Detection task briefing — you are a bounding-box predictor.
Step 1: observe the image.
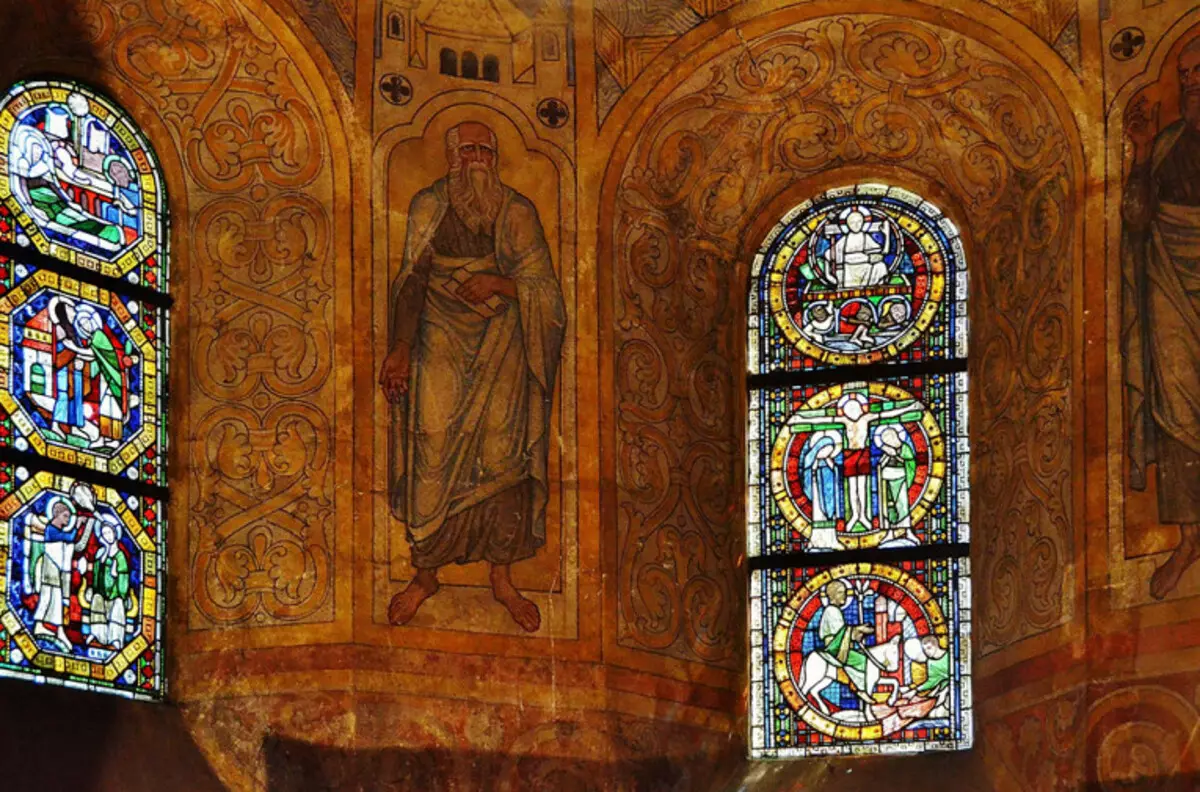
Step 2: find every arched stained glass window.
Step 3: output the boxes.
[747,185,970,757]
[0,80,169,701]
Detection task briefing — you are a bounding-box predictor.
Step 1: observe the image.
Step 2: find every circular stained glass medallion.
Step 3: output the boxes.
[769,381,944,551]
[771,564,951,741]
[763,187,957,366]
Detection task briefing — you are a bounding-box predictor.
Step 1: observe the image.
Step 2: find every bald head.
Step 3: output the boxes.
[446,122,498,165]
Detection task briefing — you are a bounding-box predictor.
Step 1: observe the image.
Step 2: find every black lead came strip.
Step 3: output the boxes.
[0,240,174,310]
[0,446,170,501]
[746,542,971,572]
[747,356,968,391]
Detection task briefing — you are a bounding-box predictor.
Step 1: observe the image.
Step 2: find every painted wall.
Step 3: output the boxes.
[0,0,1195,789]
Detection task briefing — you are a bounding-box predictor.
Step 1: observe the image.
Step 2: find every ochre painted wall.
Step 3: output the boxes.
[0,0,1196,789]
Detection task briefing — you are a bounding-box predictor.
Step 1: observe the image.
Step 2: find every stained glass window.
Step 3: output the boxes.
[0,80,169,700]
[748,185,970,757]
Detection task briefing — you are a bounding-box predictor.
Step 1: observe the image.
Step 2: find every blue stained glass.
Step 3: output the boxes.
[747,184,970,759]
[0,80,168,701]
[0,259,167,487]
[0,466,165,699]
[748,373,969,557]
[749,185,966,375]
[749,558,972,757]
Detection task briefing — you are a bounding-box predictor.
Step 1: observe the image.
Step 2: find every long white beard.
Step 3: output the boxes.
[449,164,503,234]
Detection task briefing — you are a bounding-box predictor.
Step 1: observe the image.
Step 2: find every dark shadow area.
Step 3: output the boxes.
[1084,775,1200,792]
[737,749,996,792]
[0,0,103,87]
[0,6,217,791]
[265,736,747,792]
[0,677,222,791]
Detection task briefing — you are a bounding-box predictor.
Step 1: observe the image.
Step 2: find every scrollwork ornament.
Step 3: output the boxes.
[93,0,342,629]
[612,14,1075,660]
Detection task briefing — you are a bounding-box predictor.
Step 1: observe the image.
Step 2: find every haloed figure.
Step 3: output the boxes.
[86,515,131,650]
[380,121,566,632]
[1123,36,1200,599]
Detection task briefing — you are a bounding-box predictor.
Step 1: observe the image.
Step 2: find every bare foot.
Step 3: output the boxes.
[1151,526,1200,600]
[388,568,439,625]
[490,564,540,632]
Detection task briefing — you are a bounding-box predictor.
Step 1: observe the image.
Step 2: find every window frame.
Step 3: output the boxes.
[0,76,172,702]
[745,182,972,758]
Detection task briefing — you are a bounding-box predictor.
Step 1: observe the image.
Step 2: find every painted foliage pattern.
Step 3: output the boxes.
[746,183,971,757]
[74,0,341,629]
[614,16,1072,671]
[0,80,167,699]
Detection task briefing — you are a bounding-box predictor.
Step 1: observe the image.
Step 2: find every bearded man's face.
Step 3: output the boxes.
[1181,47,1200,127]
[447,129,502,234]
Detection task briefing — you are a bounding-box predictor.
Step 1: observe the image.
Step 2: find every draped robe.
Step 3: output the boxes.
[388,178,566,568]
[1123,121,1200,523]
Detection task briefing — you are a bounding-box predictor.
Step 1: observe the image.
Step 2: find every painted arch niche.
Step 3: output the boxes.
[0,79,170,701]
[747,185,971,757]
[606,10,1076,678]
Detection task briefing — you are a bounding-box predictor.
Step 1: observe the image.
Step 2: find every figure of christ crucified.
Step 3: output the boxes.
[379,121,566,632]
[789,392,917,538]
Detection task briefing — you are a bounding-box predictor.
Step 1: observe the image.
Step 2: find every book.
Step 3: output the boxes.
[430,262,507,319]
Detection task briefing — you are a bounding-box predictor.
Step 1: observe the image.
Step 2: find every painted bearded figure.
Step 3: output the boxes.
[1123,36,1200,599]
[380,121,566,632]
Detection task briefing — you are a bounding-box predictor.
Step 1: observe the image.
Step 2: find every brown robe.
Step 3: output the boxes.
[388,178,565,568]
[1122,120,1200,523]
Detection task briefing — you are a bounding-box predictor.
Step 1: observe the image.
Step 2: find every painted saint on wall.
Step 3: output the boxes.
[1122,36,1200,599]
[379,121,566,632]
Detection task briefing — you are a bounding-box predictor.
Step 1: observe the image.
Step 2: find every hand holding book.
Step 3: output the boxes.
[452,272,515,317]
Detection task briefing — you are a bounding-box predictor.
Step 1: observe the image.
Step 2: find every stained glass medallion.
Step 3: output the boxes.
[747,185,969,759]
[750,185,966,374]
[0,80,168,701]
[0,81,165,288]
[0,263,167,487]
[750,559,971,756]
[0,468,164,699]
[747,373,968,556]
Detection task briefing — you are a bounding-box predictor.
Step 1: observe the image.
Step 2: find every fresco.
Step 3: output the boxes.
[8,0,1200,789]
[1119,28,1200,601]
[380,119,566,633]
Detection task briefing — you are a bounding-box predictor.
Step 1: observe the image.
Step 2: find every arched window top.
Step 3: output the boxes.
[439,48,458,76]
[747,184,971,758]
[0,79,168,702]
[749,184,964,375]
[0,80,167,291]
[387,11,405,40]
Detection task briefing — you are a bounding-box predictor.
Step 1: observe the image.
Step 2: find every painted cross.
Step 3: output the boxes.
[379,74,413,106]
[537,98,570,129]
[1110,28,1146,61]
